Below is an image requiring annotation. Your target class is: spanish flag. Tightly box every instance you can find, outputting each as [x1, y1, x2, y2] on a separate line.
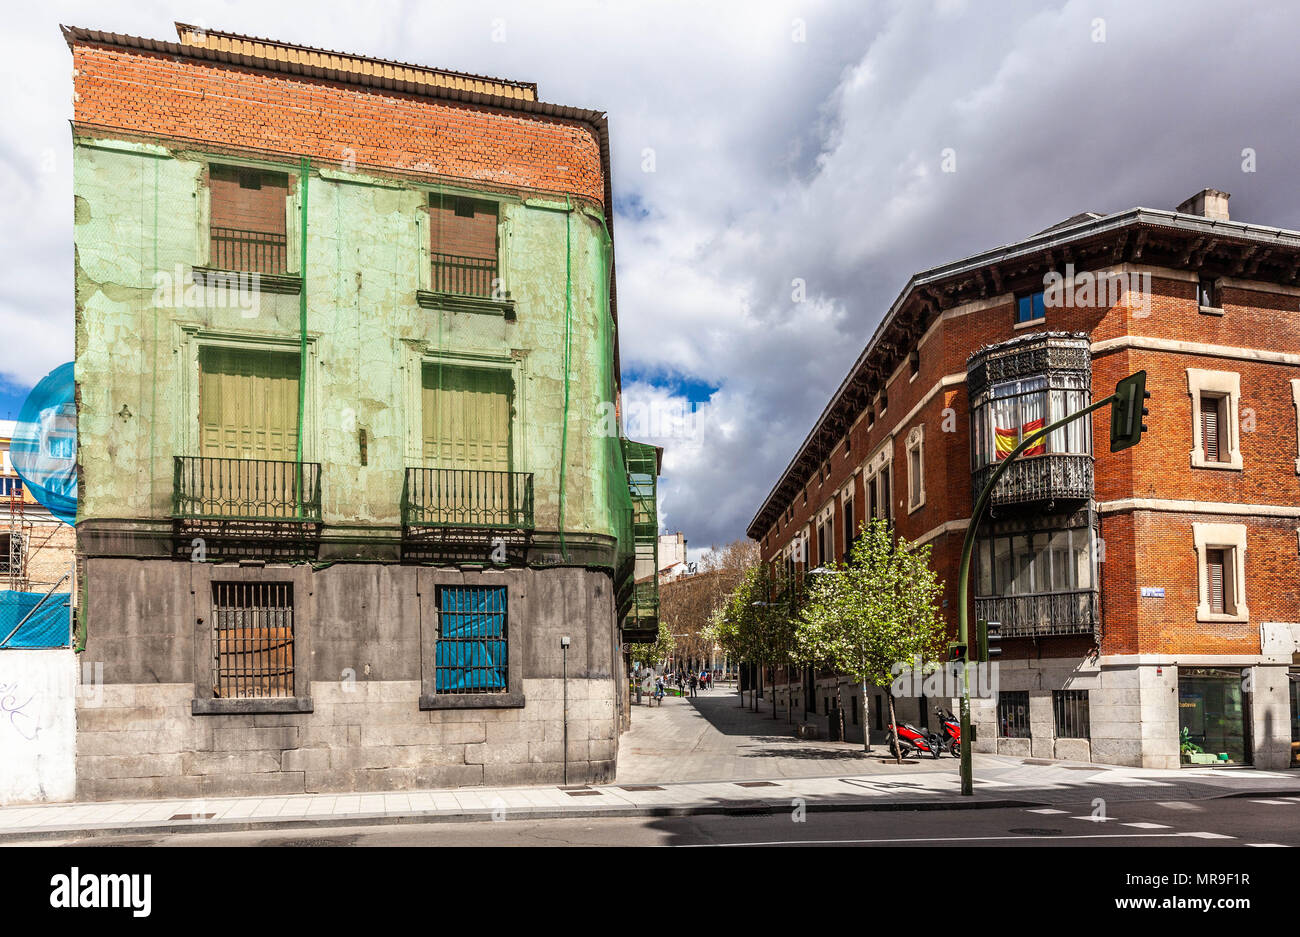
[995, 419, 1046, 459]
[1022, 417, 1046, 456]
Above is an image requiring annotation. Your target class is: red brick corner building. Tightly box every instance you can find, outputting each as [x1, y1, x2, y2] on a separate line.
[749, 189, 1300, 769]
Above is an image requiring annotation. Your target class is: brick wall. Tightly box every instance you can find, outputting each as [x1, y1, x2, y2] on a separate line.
[208, 165, 288, 234]
[758, 263, 1300, 659]
[71, 42, 605, 205]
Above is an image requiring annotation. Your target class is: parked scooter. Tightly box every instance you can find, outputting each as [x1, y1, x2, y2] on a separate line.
[934, 707, 962, 758]
[886, 721, 943, 759]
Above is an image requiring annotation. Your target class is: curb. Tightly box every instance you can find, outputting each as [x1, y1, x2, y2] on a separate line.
[0, 797, 1043, 843]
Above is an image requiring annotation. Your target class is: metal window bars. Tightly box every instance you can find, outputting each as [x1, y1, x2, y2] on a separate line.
[1052, 689, 1091, 739]
[431, 252, 498, 298]
[209, 225, 288, 275]
[435, 586, 508, 694]
[974, 589, 1098, 638]
[211, 581, 294, 699]
[997, 690, 1031, 738]
[173, 456, 322, 522]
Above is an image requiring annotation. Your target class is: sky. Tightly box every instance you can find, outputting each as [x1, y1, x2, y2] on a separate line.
[5, 0, 1300, 559]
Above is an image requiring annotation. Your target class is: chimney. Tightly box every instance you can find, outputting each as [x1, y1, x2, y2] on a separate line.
[1176, 188, 1230, 221]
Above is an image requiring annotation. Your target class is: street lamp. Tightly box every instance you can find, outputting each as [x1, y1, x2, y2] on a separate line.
[955, 371, 1150, 795]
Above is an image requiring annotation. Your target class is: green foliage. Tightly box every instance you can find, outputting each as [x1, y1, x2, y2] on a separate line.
[627, 619, 675, 669]
[714, 562, 799, 669]
[796, 517, 946, 691]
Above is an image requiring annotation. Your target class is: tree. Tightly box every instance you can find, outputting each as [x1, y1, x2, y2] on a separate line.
[660, 539, 757, 672]
[627, 619, 675, 673]
[797, 517, 946, 761]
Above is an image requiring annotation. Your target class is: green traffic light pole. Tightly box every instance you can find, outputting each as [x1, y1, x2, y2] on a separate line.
[955, 392, 1119, 796]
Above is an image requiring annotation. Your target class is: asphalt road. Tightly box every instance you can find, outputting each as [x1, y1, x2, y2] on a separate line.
[27, 795, 1299, 847]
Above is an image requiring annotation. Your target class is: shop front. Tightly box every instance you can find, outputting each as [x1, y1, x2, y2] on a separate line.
[1178, 667, 1252, 766]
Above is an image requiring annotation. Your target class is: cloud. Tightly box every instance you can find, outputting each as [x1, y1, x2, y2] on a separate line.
[7, 0, 1300, 549]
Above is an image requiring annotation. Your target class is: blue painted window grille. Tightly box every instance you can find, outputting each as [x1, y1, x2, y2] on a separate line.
[436, 586, 508, 693]
[1016, 290, 1046, 323]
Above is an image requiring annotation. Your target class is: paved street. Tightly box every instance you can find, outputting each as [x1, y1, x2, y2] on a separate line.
[615, 687, 928, 782]
[3, 687, 1297, 845]
[23, 795, 1300, 847]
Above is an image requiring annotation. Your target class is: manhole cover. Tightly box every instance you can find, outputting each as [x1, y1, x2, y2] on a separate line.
[1008, 828, 1063, 836]
[168, 813, 217, 821]
[268, 835, 360, 847]
[619, 785, 664, 792]
[563, 789, 602, 797]
[735, 781, 779, 788]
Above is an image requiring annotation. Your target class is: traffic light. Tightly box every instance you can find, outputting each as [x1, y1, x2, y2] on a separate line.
[1110, 369, 1151, 452]
[947, 642, 967, 663]
[976, 619, 1002, 663]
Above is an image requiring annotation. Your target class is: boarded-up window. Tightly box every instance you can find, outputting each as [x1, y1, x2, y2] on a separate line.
[429, 195, 498, 296]
[436, 586, 507, 693]
[212, 581, 294, 698]
[421, 365, 511, 471]
[1206, 548, 1226, 614]
[1200, 395, 1225, 462]
[209, 165, 289, 273]
[198, 348, 301, 517]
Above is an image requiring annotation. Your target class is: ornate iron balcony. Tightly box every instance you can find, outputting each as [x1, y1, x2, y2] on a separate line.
[402, 467, 534, 531]
[209, 226, 288, 275]
[172, 456, 322, 522]
[974, 453, 1093, 509]
[975, 588, 1098, 638]
[431, 252, 498, 298]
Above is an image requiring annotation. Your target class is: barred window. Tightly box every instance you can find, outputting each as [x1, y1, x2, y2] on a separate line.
[1053, 690, 1090, 739]
[436, 586, 508, 693]
[998, 690, 1031, 738]
[212, 582, 294, 698]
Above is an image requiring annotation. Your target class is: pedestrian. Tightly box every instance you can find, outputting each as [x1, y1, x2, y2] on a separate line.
[689, 672, 698, 698]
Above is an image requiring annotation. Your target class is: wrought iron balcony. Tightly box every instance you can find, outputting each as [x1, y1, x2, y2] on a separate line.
[172, 456, 321, 522]
[209, 225, 288, 275]
[975, 588, 1099, 638]
[402, 467, 534, 531]
[431, 252, 498, 298]
[974, 453, 1093, 509]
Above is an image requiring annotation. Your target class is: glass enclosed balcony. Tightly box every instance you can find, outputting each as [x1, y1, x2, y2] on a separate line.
[967, 333, 1094, 509]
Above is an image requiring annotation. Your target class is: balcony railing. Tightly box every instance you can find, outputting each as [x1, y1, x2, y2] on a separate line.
[431, 252, 497, 298]
[974, 453, 1093, 509]
[172, 456, 322, 522]
[402, 467, 533, 531]
[210, 226, 288, 275]
[975, 589, 1099, 638]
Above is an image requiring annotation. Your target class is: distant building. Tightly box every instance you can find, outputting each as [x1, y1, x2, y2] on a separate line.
[0, 420, 75, 596]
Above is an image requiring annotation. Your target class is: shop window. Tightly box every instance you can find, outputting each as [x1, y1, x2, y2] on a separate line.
[1179, 668, 1251, 766]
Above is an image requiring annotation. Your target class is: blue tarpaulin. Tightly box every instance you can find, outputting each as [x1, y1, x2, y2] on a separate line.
[0, 590, 72, 648]
[436, 587, 507, 691]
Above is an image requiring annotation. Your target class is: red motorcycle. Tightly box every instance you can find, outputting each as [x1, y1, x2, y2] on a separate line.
[934, 707, 962, 758]
[887, 721, 943, 759]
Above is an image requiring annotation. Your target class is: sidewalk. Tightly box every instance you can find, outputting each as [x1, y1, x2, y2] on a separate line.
[2, 754, 1297, 842]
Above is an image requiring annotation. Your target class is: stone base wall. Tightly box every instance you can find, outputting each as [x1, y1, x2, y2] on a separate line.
[75, 677, 617, 801]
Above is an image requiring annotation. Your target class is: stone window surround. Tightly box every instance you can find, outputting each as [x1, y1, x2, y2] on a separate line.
[191, 564, 315, 715]
[197, 157, 302, 278]
[416, 185, 516, 298]
[905, 424, 925, 513]
[859, 439, 894, 521]
[403, 348, 525, 468]
[1192, 521, 1249, 624]
[1186, 368, 1243, 471]
[1291, 379, 1300, 474]
[420, 568, 526, 710]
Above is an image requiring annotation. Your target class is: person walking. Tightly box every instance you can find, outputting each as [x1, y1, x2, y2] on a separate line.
[688, 672, 698, 698]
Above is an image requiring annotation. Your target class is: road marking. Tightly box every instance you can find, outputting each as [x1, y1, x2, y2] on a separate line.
[679, 831, 1230, 847]
[1026, 808, 1068, 815]
[1250, 799, 1295, 805]
[1156, 802, 1202, 810]
[1071, 815, 1111, 823]
[1245, 843, 1287, 847]
[1123, 822, 1170, 829]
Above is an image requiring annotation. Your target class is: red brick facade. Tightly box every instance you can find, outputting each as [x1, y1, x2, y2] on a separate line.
[70, 42, 605, 205]
[754, 246, 1300, 662]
